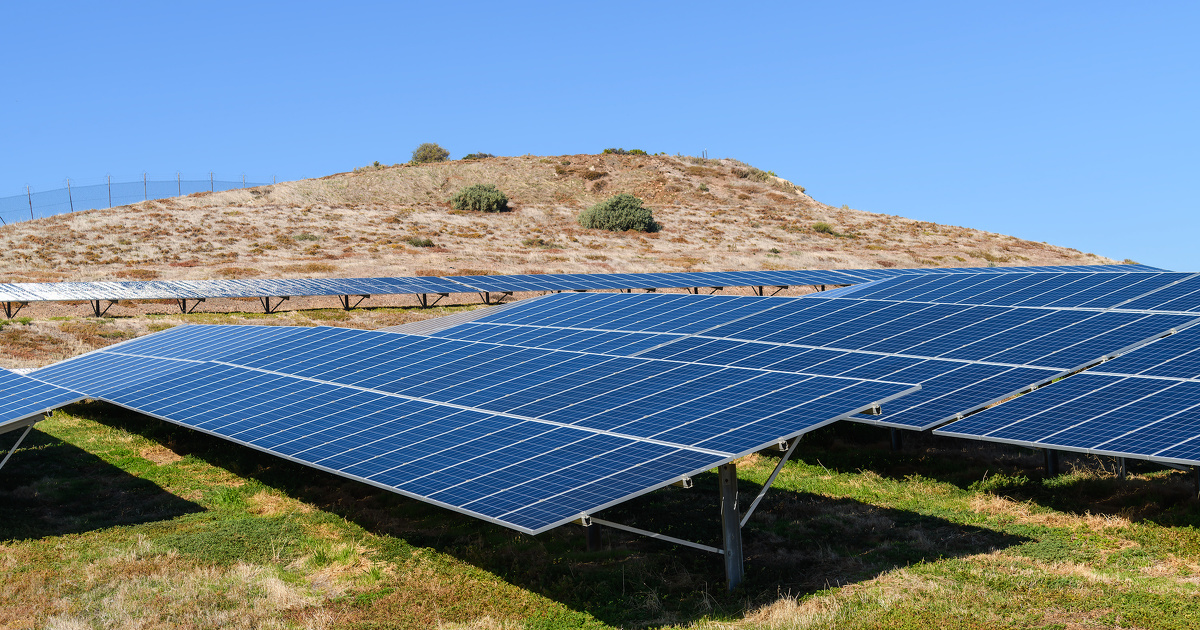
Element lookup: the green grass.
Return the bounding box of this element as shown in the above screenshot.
[3,404,1200,628]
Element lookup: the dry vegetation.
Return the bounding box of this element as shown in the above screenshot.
[0,153,1114,286]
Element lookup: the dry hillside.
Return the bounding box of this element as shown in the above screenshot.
[0,153,1118,284]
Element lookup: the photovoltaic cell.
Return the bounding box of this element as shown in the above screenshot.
[817,272,1197,311]
[936,325,1200,466]
[418,290,1194,430]
[0,264,1168,305]
[30,324,917,533]
[0,369,84,433]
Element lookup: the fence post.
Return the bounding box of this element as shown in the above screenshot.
[27,186,33,221]
[67,178,73,213]
[242,174,245,188]
[143,173,147,200]
[107,175,112,208]
[210,171,214,192]
[177,172,181,196]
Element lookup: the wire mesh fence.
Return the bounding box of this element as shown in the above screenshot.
[0,176,270,225]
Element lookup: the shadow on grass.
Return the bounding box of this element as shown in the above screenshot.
[0,425,204,541]
[66,404,1027,627]
[792,422,1200,530]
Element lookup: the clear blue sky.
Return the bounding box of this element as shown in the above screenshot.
[2,2,1196,270]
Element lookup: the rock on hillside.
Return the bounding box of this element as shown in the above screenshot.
[0,154,1118,283]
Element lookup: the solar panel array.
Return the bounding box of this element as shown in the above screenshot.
[415,290,1199,430]
[29,324,916,532]
[0,369,83,434]
[820,271,1200,311]
[937,325,1200,466]
[0,264,1163,306]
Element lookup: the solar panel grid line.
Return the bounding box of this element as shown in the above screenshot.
[987,312,1200,371]
[469,303,1187,375]
[823,272,1200,314]
[934,377,1200,467]
[445,291,1200,431]
[429,320,1064,431]
[1107,273,1200,310]
[83,394,581,533]
[52,325,920,448]
[366,421,676,511]
[183,355,741,457]
[1042,381,1200,452]
[857,365,1064,424]
[943,374,1136,441]
[0,369,86,430]
[30,324,916,535]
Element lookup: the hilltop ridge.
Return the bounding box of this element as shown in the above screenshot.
[0,153,1118,284]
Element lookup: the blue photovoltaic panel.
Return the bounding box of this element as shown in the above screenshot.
[31,324,916,533]
[819,272,1197,310]
[1114,275,1200,313]
[419,290,1194,430]
[936,325,1200,466]
[0,369,84,432]
[0,263,1167,305]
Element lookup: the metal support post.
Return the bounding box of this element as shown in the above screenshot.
[890,428,903,451]
[1195,467,1199,499]
[586,521,602,551]
[479,291,512,305]
[741,438,800,527]
[719,462,744,590]
[752,286,764,296]
[1044,449,1060,477]
[0,423,37,472]
[176,298,204,314]
[259,296,289,314]
[416,293,446,309]
[2,302,27,319]
[89,300,115,318]
[1117,457,1126,481]
[339,294,370,310]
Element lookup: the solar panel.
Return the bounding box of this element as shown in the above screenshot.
[30,324,916,533]
[418,291,1198,430]
[936,325,1200,466]
[822,272,1197,310]
[0,369,83,433]
[0,264,1166,307]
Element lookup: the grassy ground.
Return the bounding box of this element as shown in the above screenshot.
[4,403,1199,629]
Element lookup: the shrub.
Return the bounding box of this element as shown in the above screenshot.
[602,148,648,156]
[812,222,836,235]
[354,161,387,173]
[733,166,776,183]
[450,184,510,213]
[405,236,436,247]
[461,153,495,160]
[578,194,661,232]
[411,143,449,164]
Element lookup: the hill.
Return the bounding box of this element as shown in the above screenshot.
[0,153,1118,284]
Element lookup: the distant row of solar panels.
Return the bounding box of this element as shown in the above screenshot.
[0,264,1161,304]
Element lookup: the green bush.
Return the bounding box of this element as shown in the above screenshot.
[450,184,510,213]
[812,222,836,235]
[406,236,436,247]
[411,142,449,164]
[602,148,648,156]
[578,194,661,232]
[461,153,495,160]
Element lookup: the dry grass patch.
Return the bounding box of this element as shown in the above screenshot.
[969,493,1132,530]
